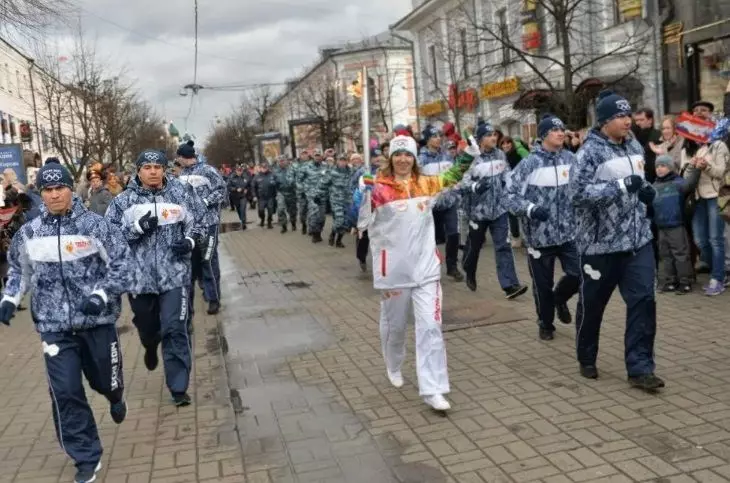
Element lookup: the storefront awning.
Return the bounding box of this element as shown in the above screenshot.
[574,75,644,100]
[512,89,553,110]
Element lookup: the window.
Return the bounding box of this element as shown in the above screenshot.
[460,29,469,77]
[16,71,21,98]
[429,44,439,89]
[497,9,510,65]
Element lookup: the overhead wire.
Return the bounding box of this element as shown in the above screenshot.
[184,0,199,132]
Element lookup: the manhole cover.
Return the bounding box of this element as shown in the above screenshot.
[442,299,525,332]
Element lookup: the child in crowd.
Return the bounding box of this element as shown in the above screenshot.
[652,154,700,293]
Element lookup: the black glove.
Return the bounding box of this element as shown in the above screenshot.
[637,185,656,205]
[0,300,15,325]
[171,238,194,255]
[531,206,549,222]
[138,211,158,234]
[622,175,643,194]
[473,178,490,195]
[80,294,105,316]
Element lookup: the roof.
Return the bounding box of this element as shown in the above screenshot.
[268,32,410,110]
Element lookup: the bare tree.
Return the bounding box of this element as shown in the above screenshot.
[299,75,347,150]
[204,106,258,167]
[461,0,652,127]
[33,26,169,179]
[415,12,486,133]
[243,85,275,131]
[0,0,72,33]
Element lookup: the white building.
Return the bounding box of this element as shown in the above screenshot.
[0,37,76,174]
[392,0,660,141]
[265,32,418,157]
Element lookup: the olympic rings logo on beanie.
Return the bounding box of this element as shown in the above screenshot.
[42,170,64,183]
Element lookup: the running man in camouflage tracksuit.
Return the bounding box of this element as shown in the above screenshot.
[304,152,329,243]
[294,150,311,234]
[273,156,297,233]
[317,154,352,247]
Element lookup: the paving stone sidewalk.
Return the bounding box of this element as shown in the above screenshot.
[0,259,241,480]
[216,213,730,483]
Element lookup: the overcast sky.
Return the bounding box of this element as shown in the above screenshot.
[47,0,412,146]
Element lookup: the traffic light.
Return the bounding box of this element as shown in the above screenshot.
[347,71,363,98]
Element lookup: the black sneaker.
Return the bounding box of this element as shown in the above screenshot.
[328,232,336,246]
[144,346,159,371]
[556,303,571,324]
[504,284,528,300]
[258,220,264,227]
[447,267,464,282]
[173,392,192,407]
[676,284,692,295]
[240,224,247,231]
[75,462,101,483]
[281,225,288,234]
[291,222,297,231]
[301,224,307,235]
[110,400,127,424]
[207,301,220,315]
[539,327,554,341]
[312,232,323,243]
[465,276,477,292]
[580,365,598,379]
[628,373,665,391]
[267,222,274,229]
[659,283,677,293]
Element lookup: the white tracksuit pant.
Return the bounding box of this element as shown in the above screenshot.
[379,281,450,396]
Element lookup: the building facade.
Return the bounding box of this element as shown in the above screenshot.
[392,0,661,142]
[0,38,77,175]
[663,0,730,116]
[265,32,417,158]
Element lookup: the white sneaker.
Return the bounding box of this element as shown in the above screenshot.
[387,370,404,388]
[423,394,451,411]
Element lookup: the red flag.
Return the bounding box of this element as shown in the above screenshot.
[675,112,715,144]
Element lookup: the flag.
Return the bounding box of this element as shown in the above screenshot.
[675,112,716,144]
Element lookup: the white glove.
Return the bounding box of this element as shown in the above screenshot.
[465,136,481,158]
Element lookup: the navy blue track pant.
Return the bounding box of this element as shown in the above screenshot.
[575,243,657,377]
[42,324,123,473]
[191,224,221,304]
[526,242,580,331]
[129,287,191,395]
[433,206,460,270]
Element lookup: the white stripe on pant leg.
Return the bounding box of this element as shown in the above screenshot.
[379,290,409,375]
[44,362,69,457]
[205,222,221,303]
[411,281,449,396]
[526,255,542,325]
[576,254,586,348]
[179,289,193,357]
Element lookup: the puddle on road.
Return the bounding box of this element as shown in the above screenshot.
[217,242,447,482]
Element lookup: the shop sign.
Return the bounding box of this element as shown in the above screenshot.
[480,77,520,100]
[19,122,32,143]
[521,0,541,51]
[618,0,642,21]
[418,100,446,117]
[663,22,683,44]
[448,84,479,112]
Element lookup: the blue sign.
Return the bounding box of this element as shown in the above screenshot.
[0,144,24,184]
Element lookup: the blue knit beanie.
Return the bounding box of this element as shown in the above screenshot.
[176,140,196,159]
[421,125,439,143]
[135,149,167,169]
[475,120,495,143]
[595,90,632,126]
[37,158,73,191]
[537,114,566,139]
